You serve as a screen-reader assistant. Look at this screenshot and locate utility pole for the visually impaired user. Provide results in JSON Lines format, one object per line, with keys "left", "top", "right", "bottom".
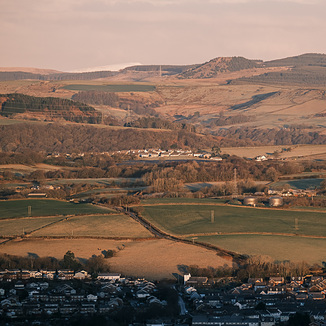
{"left": 211, "top": 210, "right": 215, "bottom": 223}
{"left": 295, "top": 218, "right": 299, "bottom": 231}
{"left": 233, "top": 168, "right": 238, "bottom": 198}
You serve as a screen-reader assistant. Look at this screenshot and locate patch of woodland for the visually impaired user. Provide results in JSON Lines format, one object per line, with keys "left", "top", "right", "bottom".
{"left": 125, "top": 117, "right": 196, "bottom": 132}
{"left": 189, "top": 256, "right": 324, "bottom": 280}
{"left": 0, "top": 123, "right": 219, "bottom": 152}
{"left": 0, "top": 93, "right": 102, "bottom": 124}
{"left": 214, "top": 126, "right": 326, "bottom": 146}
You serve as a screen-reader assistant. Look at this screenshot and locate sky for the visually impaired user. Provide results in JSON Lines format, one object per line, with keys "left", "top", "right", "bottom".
{"left": 1, "top": 0, "right": 326, "bottom": 71}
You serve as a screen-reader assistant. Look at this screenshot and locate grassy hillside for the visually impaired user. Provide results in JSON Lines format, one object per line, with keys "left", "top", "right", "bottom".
{"left": 265, "top": 53, "right": 326, "bottom": 67}
{"left": 140, "top": 204, "right": 326, "bottom": 237}
{"left": 137, "top": 201, "right": 326, "bottom": 263}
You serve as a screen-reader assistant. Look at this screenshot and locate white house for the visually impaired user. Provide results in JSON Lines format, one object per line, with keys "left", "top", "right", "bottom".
{"left": 97, "top": 273, "right": 121, "bottom": 281}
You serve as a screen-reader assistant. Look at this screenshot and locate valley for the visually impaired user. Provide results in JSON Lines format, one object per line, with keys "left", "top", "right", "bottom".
{"left": 1, "top": 53, "right": 326, "bottom": 280}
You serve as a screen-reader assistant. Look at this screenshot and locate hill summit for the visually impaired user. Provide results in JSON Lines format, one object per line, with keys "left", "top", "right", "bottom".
{"left": 178, "top": 56, "right": 262, "bottom": 79}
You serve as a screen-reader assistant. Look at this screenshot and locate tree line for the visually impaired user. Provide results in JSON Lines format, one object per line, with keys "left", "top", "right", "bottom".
{"left": 189, "top": 255, "right": 324, "bottom": 280}
{"left": 214, "top": 126, "right": 326, "bottom": 146}
{"left": 0, "top": 250, "right": 110, "bottom": 275}
{"left": 126, "top": 117, "right": 196, "bottom": 132}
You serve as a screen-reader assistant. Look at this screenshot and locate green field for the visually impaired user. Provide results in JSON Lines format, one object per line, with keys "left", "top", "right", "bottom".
{"left": 0, "top": 199, "right": 112, "bottom": 219}
{"left": 138, "top": 202, "right": 326, "bottom": 263}
{"left": 194, "top": 234, "right": 326, "bottom": 264}
{"left": 141, "top": 198, "right": 224, "bottom": 205}
{"left": 141, "top": 204, "right": 326, "bottom": 237}
{"left": 0, "top": 216, "right": 63, "bottom": 237}
{"left": 271, "top": 178, "right": 324, "bottom": 190}
{"left": 0, "top": 119, "right": 26, "bottom": 125}
{"left": 31, "top": 214, "right": 153, "bottom": 238}
{"left": 47, "top": 178, "right": 139, "bottom": 186}
{"left": 61, "top": 84, "right": 156, "bottom": 92}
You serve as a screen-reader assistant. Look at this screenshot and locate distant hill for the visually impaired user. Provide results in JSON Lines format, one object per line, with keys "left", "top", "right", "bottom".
{"left": 178, "top": 57, "right": 263, "bottom": 79}
{"left": 228, "top": 53, "right": 326, "bottom": 86}
{"left": 0, "top": 67, "right": 62, "bottom": 74}
{"left": 265, "top": 53, "right": 326, "bottom": 68}
{"left": 0, "top": 70, "right": 118, "bottom": 82}
{"left": 231, "top": 65, "right": 326, "bottom": 86}
{"left": 122, "top": 64, "right": 198, "bottom": 76}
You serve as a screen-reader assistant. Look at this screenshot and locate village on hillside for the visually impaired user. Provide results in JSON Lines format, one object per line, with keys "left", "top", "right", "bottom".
{"left": 1, "top": 268, "right": 326, "bottom": 325}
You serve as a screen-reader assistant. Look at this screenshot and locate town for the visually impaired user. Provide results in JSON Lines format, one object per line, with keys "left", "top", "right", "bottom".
{"left": 1, "top": 268, "right": 326, "bottom": 325}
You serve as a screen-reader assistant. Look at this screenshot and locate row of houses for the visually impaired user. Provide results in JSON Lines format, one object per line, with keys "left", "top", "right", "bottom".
{"left": 0, "top": 269, "right": 123, "bottom": 281}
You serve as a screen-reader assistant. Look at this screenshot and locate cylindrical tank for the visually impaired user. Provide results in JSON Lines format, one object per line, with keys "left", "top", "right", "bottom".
{"left": 269, "top": 196, "right": 283, "bottom": 207}
{"left": 243, "top": 196, "right": 258, "bottom": 206}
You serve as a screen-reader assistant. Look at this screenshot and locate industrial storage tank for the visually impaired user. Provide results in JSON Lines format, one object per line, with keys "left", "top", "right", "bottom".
{"left": 243, "top": 196, "right": 258, "bottom": 207}
{"left": 269, "top": 196, "right": 283, "bottom": 207}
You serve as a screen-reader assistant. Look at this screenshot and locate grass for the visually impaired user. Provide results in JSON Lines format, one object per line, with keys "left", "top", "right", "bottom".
{"left": 47, "top": 178, "right": 138, "bottom": 186}
{"left": 31, "top": 214, "right": 153, "bottom": 238}
{"left": 0, "top": 216, "right": 63, "bottom": 237}
{"left": 61, "top": 84, "right": 156, "bottom": 92}
{"left": 140, "top": 204, "right": 326, "bottom": 237}
{"left": 271, "top": 178, "right": 324, "bottom": 190}
{"left": 0, "top": 199, "right": 112, "bottom": 219}
{"left": 0, "top": 118, "right": 27, "bottom": 125}
{"left": 141, "top": 198, "right": 224, "bottom": 205}
{"left": 139, "top": 202, "right": 326, "bottom": 263}
{"left": 0, "top": 238, "right": 231, "bottom": 280}
{"left": 194, "top": 234, "right": 326, "bottom": 264}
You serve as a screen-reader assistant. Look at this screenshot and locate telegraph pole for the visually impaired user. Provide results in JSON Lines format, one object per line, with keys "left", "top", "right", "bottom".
{"left": 233, "top": 168, "right": 238, "bottom": 198}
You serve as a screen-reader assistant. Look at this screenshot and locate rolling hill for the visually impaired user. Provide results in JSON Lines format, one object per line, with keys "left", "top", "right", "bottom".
{"left": 178, "top": 56, "right": 263, "bottom": 79}
{"left": 1, "top": 53, "right": 326, "bottom": 148}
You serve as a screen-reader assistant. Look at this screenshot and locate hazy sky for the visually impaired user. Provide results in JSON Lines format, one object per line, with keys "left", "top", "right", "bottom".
{"left": 1, "top": 0, "right": 326, "bottom": 71}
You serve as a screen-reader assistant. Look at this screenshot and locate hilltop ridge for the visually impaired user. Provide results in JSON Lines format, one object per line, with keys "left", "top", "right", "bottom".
{"left": 178, "top": 56, "right": 263, "bottom": 79}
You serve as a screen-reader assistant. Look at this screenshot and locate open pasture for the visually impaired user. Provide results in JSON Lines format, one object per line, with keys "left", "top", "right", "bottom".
{"left": 141, "top": 198, "right": 223, "bottom": 205}
{"left": 47, "top": 177, "right": 139, "bottom": 186}
{"left": 194, "top": 234, "right": 326, "bottom": 264}
{"left": 31, "top": 214, "right": 153, "bottom": 238}
{"left": 270, "top": 178, "right": 324, "bottom": 190}
{"left": 0, "top": 199, "right": 112, "bottom": 219}
{"left": 61, "top": 84, "right": 156, "bottom": 92}
{"left": 221, "top": 144, "right": 326, "bottom": 160}
{"left": 0, "top": 216, "right": 63, "bottom": 237}
{"left": 141, "top": 204, "right": 326, "bottom": 237}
